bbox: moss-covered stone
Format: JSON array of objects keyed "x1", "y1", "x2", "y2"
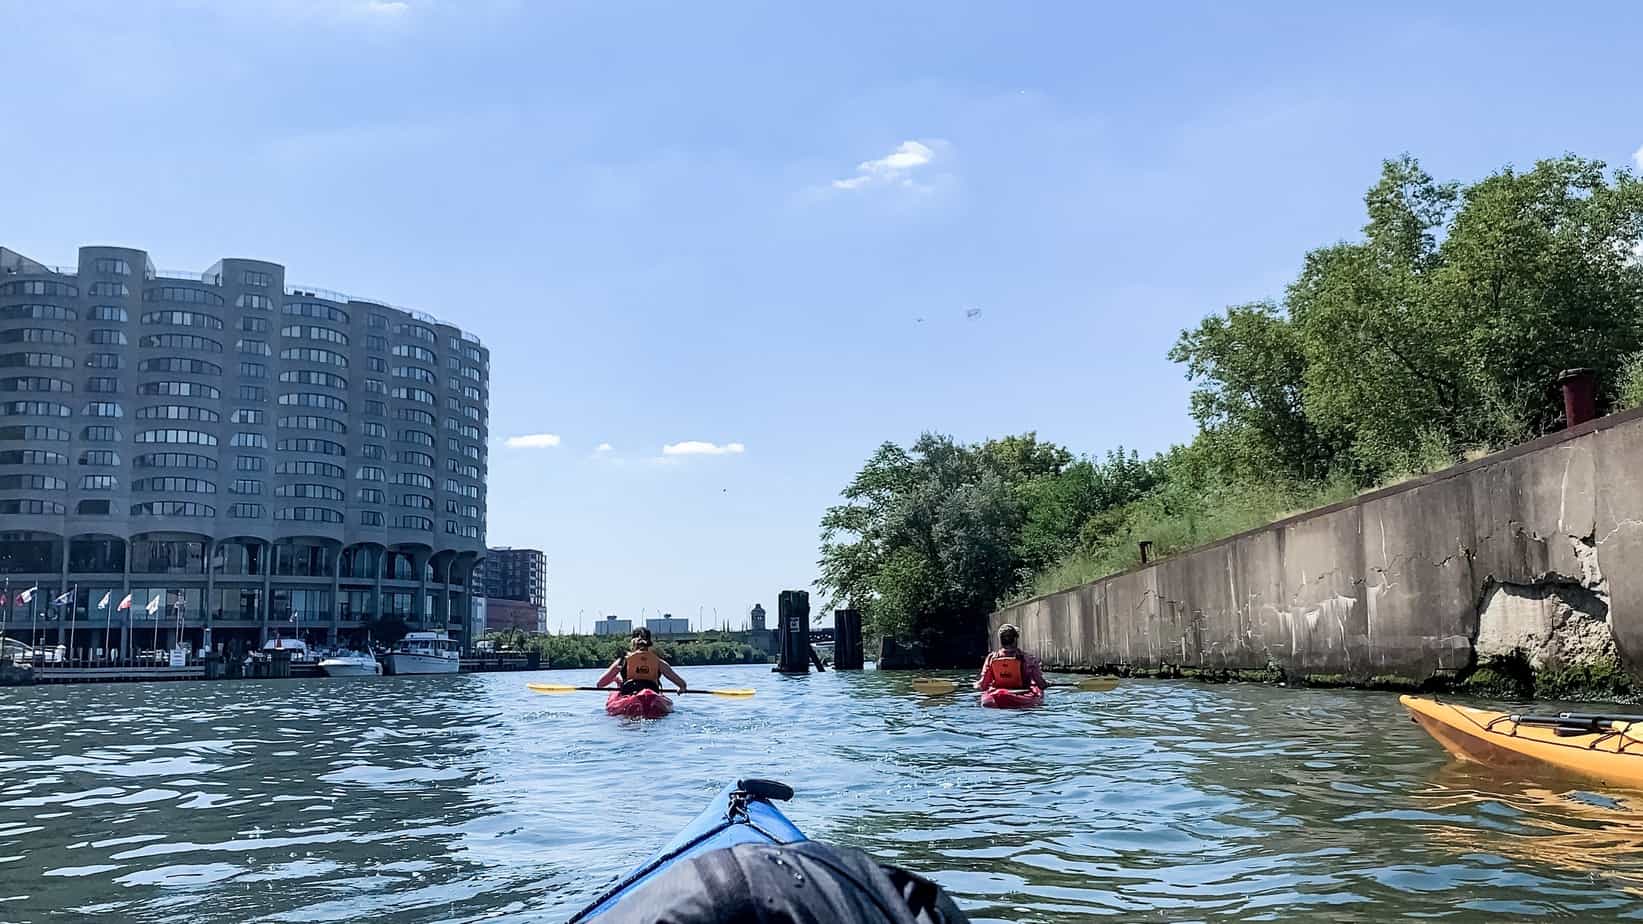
[{"x1": 1534, "y1": 659, "x2": 1634, "y2": 702}]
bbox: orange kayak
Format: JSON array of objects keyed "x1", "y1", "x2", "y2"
[{"x1": 1400, "y1": 695, "x2": 1643, "y2": 787}]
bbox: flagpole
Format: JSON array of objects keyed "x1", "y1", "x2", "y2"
[
  {"x1": 30, "y1": 593, "x2": 38, "y2": 656},
  {"x1": 66, "y1": 584, "x2": 76, "y2": 661},
  {"x1": 103, "y1": 591, "x2": 113, "y2": 662},
  {"x1": 152, "y1": 595, "x2": 161, "y2": 657}
]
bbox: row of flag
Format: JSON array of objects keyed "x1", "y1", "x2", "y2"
[{"x1": 0, "y1": 587, "x2": 173, "y2": 614}]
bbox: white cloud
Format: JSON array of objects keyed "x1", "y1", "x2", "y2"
[
  {"x1": 1635, "y1": 143, "x2": 1643, "y2": 170},
  {"x1": 831, "y1": 140, "x2": 938, "y2": 191},
  {"x1": 504, "y1": 433, "x2": 562, "y2": 449},
  {"x1": 595, "y1": 442, "x2": 614, "y2": 453},
  {"x1": 662, "y1": 441, "x2": 746, "y2": 456},
  {"x1": 364, "y1": 0, "x2": 409, "y2": 13}
]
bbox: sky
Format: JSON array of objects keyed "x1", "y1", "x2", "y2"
[{"x1": 3, "y1": 1, "x2": 1641, "y2": 633}]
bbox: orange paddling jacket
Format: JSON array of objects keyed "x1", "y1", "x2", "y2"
[{"x1": 622, "y1": 650, "x2": 663, "y2": 691}]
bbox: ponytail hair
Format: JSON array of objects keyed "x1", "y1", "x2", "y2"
[{"x1": 630, "y1": 626, "x2": 653, "y2": 650}]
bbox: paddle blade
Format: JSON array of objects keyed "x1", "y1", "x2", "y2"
[
  {"x1": 526, "y1": 683, "x2": 579, "y2": 694},
  {"x1": 913, "y1": 679, "x2": 960, "y2": 696},
  {"x1": 705, "y1": 688, "x2": 755, "y2": 698},
  {"x1": 1075, "y1": 677, "x2": 1120, "y2": 692}
]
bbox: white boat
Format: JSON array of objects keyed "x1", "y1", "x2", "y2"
[
  {"x1": 262, "y1": 637, "x2": 314, "y2": 661},
  {"x1": 318, "y1": 650, "x2": 382, "y2": 677},
  {"x1": 381, "y1": 631, "x2": 461, "y2": 675}
]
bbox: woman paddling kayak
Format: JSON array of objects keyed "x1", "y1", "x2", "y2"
[
  {"x1": 597, "y1": 627, "x2": 687, "y2": 717},
  {"x1": 975, "y1": 623, "x2": 1046, "y2": 708}
]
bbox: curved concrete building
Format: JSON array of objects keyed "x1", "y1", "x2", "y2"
[{"x1": 0, "y1": 245, "x2": 488, "y2": 653}]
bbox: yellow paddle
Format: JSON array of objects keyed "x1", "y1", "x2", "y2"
[
  {"x1": 911, "y1": 677, "x2": 1119, "y2": 696},
  {"x1": 526, "y1": 682, "x2": 756, "y2": 698}
]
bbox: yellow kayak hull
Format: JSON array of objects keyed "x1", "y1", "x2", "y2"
[{"x1": 1401, "y1": 695, "x2": 1643, "y2": 788}]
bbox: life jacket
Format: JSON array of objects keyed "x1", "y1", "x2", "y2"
[
  {"x1": 622, "y1": 649, "x2": 662, "y2": 691},
  {"x1": 990, "y1": 652, "x2": 1025, "y2": 689}
]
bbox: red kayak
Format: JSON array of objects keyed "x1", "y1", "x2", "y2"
[
  {"x1": 981, "y1": 687, "x2": 1044, "y2": 709},
  {"x1": 606, "y1": 688, "x2": 674, "y2": 719}
]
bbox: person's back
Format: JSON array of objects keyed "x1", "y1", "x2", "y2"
[
  {"x1": 975, "y1": 624, "x2": 1045, "y2": 691},
  {"x1": 598, "y1": 627, "x2": 688, "y2": 693}
]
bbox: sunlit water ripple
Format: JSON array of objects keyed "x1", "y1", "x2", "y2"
[{"x1": 4, "y1": 668, "x2": 1643, "y2": 921}]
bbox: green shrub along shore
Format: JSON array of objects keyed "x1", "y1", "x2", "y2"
[
  {"x1": 481, "y1": 629, "x2": 770, "y2": 670},
  {"x1": 819, "y1": 152, "x2": 1643, "y2": 665}
]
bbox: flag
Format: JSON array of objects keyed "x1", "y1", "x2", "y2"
[
  {"x1": 51, "y1": 590, "x2": 72, "y2": 607},
  {"x1": 97, "y1": 591, "x2": 111, "y2": 610},
  {"x1": 145, "y1": 594, "x2": 162, "y2": 616},
  {"x1": 17, "y1": 586, "x2": 37, "y2": 604},
  {"x1": 117, "y1": 593, "x2": 133, "y2": 611},
  {"x1": 0, "y1": 592, "x2": 7, "y2": 606}
]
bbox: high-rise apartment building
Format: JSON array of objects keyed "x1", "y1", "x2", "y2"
[{"x1": 481, "y1": 546, "x2": 545, "y2": 632}]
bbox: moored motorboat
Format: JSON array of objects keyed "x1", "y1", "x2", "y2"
[
  {"x1": 381, "y1": 631, "x2": 460, "y2": 675},
  {"x1": 318, "y1": 649, "x2": 382, "y2": 677}
]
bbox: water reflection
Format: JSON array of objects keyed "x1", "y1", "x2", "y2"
[{"x1": 5, "y1": 672, "x2": 1643, "y2": 921}]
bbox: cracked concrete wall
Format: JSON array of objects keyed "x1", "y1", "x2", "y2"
[{"x1": 996, "y1": 408, "x2": 1643, "y2": 682}]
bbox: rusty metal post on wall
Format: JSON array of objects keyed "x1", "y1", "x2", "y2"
[
  {"x1": 1558, "y1": 367, "x2": 1597, "y2": 429},
  {"x1": 1138, "y1": 540, "x2": 1153, "y2": 565}
]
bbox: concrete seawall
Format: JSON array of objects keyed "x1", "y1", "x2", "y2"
[{"x1": 991, "y1": 408, "x2": 1643, "y2": 686}]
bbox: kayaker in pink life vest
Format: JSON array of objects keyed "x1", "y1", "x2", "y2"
[
  {"x1": 598, "y1": 627, "x2": 688, "y2": 695},
  {"x1": 975, "y1": 624, "x2": 1046, "y2": 691}
]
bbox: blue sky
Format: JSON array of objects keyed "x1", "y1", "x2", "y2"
[{"x1": 4, "y1": 1, "x2": 1640, "y2": 632}]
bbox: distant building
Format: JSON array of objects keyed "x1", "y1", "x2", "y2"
[
  {"x1": 482, "y1": 547, "x2": 546, "y2": 632},
  {"x1": 748, "y1": 603, "x2": 775, "y2": 655},
  {"x1": 486, "y1": 598, "x2": 545, "y2": 633},
  {"x1": 646, "y1": 615, "x2": 690, "y2": 636},
  {"x1": 593, "y1": 615, "x2": 632, "y2": 636},
  {"x1": 749, "y1": 604, "x2": 766, "y2": 631}
]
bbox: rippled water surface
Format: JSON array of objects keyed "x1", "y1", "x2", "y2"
[{"x1": 5, "y1": 668, "x2": 1643, "y2": 921}]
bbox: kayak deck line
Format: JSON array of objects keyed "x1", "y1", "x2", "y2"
[
  {"x1": 1401, "y1": 695, "x2": 1643, "y2": 787},
  {"x1": 567, "y1": 779, "x2": 803, "y2": 922}
]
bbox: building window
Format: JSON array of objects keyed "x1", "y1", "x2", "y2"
[
  {"x1": 368, "y1": 356, "x2": 387, "y2": 373},
  {"x1": 139, "y1": 333, "x2": 221, "y2": 352},
  {"x1": 361, "y1": 444, "x2": 385, "y2": 460},
  {"x1": 277, "y1": 482, "x2": 344, "y2": 501},
  {"x1": 278, "y1": 392, "x2": 348, "y2": 412},
  {"x1": 275, "y1": 506, "x2": 344, "y2": 523},
  {"x1": 230, "y1": 479, "x2": 263, "y2": 495},
  {"x1": 0, "y1": 449, "x2": 67, "y2": 465},
  {"x1": 238, "y1": 384, "x2": 267, "y2": 402},
  {"x1": 392, "y1": 344, "x2": 437, "y2": 363},
  {"x1": 278, "y1": 415, "x2": 346, "y2": 433},
  {"x1": 79, "y1": 474, "x2": 118, "y2": 490},
  {"x1": 357, "y1": 487, "x2": 384, "y2": 504},
  {"x1": 365, "y1": 400, "x2": 385, "y2": 417},
  {"x1": 398, "y1": 429, "x2": 434, "y2": 447},
  {"x1": 366, "y1": 335, "x2": 386, "y2": 352},
  {"x1": 230, "y1": 432, "x2": 268, "y2": 448},
  {"x1": 395, "y1": 515, "x2": 433, "y2": 531},
  {"x1": 141, "y1": 309, "x2": 224, "y2": 329},
  {"x1": 0, "y1": 280, "x2": 77, "y2": 297},
  {"x1": 87, "y1": 281, "x2": 129, "y2": 297},
  {"x1": 359, "y1": 510, "x2": 384, "y2": 526},
  {"x1": 365, "y1": 379, "x2": 386, "y2": 395},
  {"x1": 242, "y1": 270, "x2": 271, "y2": 287},
  {"x1": 144, "y1": 286, "x2": 223, "y2": 306},
  {"x1": 139, "y1": 381, "x2": 218, "y2": 400},
  {"x1": 239, "y1": 316, "x2": 269, "y2": 333},
  {"x1": 79, "y1": 377, "x2": 116, "y2": 394},
  {"x1": 362, "y1": 421, "x2": 386, "y2": 438},
  {"x1": 0, "y1": 352, "x2": 73, "y2": 369},
  {"x1": 0, "y1": 328, "x2": 75, "y2": 345},
  {"x1": 78, "y1": 449, "x2": 119, "y2": 466},
  {"x1": 236, "y1": 339, "x2": 271, "y2": 356},
  {"x1": 93, "y1": 257, "x2": 131, "y2": 275},
  {"x1": 1, "y1": 399, "x2": 72, "y2": 417},
  {"x1": 393, "y1": 451, "x2": 434, "y2": 469},
  {"x1": 279, "y1": 347, "x2": 347, "y2": 367},
  {"x1": 277, "y1": 437, "x2": 344, "y2": 455},
  {"x1": 81, "y1": 401, "x2": 123, "y2": 418},
  {"x1": 88, "y1": 305, "x2": 128, "y2": 322},
  {"x1": 398, "y1": 493, "x2": 433, "y2": 510},
  {"x1": 135, "y1": 404, "x2": 217, "y2": 423},
  {"x1": 134, "y1": 452, "x2": 215, "y2": 470},
  {"x1": 282, "y1": 302, "x2": 349, "y2": 324},
  {"x1": 391, "y1": 386, "x2": 435, "y2": 405},
  {"x1": 0, "y1": 474, "x2": 66, "y2": 490},
  {"x1": 228, "y1": 503, "x2": 265, "y2": 519},
  {"x1": 0, "y1": 424, "x2": 69, "y2": 441},
  {"x1": 393, "y1": 366, "x2": 437, "y2": 385},
  {"x1": 131, "y1": 501, "x2": 215, "y2": 517},
  {"x1": 277, "y1": 460, "x2": 344, "y2": 478},
  {"x1": 395, "y1": 407, "x2": 435, "y2": 425},
  {"x1": 355, "y1": 466, "x2": 385, "y2": 481},
  {"x1": 82, "y1": 425, "x2": 121, "y2": 442},
  {"x1": 87, "y1": 329, "x2": 127, "y2": 346},
  {"x1": 279, "y1": 369, "x2": 347, "y2": 390},
  {"x1": 235, "y1": 456, "x2": 265, "y2": 472},
  {"x1": 0, "y1": 499, "x2": 65, "y2": 514},
  {"x1": 238, "y1": 361, "x2": 267, "y2": 379},
  {"x1": 132, "y1": 476, "x2": 216, "y2": 494},
  {"x1": 368, "y1": 313, "x2": 389, "y2": 330},
  {"x1": 281, "y1": 324, "x2": 349, "y2": 346},
  {"x1": 236, "y1": 293, "x2": 273, "y2": 310},
  {"x1": 392, "y1": 471, "x2": 434, "y2": 489},
  {"x1": 134, "y1": 428, "x2": 214, "y2": 445},
  {"x1": 229, "y1": 408, "x2": 265, "y2": 425},
  {"x1": 138, "y1": 357, "x2": 219, "y2": 375},
  {"x1": 1, "y1": 304, "x2": 76, "y2": 322},
  {"x1": 397, "y1": 324, "x2": 436, "y2": 344},
  {"x1": 0, "y1": 376, "x2": 72, "y2": 395}
]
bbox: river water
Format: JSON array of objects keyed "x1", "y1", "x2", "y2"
[{"x1": 4, "y1": 667, "x2": 1643, "y2": 922}]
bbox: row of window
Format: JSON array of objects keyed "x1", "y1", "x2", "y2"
[{"x1": 0, "y1": 498, "x2": 480, "y2": 532}]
